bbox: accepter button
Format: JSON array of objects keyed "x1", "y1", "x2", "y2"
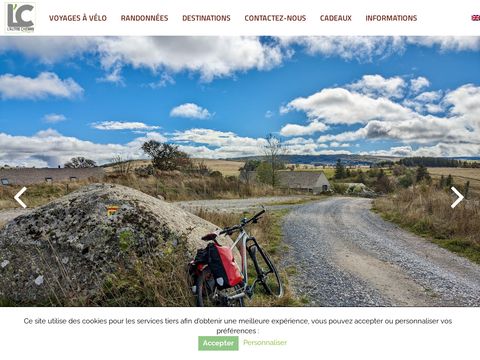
[{"x1": 198, "y1": 336, "x2": 239, "y2": 351}]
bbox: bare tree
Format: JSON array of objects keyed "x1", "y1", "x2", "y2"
[
  {"x1": 262, "y1": 134, "x2": 285, "y2": 187},
  {"x1": 111, "y1": 155, "x2": 132, "y2": 175}
]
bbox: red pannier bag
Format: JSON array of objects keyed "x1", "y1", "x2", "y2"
[{"x1": 207, "y1": 243, "x2": 243, "y2": 289}]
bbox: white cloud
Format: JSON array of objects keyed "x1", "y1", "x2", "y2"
[
  {"x1": 329, "y1": 142, "x2": 350, "y2": 148},
  {"x1": 284, "y1": 77, "x2": 480, "y2": 152},
  {"x1": 403, "y1": 90, "x2": 444, "y2": 113},
  {"x1": 96, "y1": 65, "x2": 124, "y2": 85},
  {"x1": 145, "y1": 73, "x2": 175, "y2": 89},
  {"x1": 170, "y1": 103, "x2": 213, "y2": 119},
  {"x1": 0, "y1": 72, "x2": 83, "y2": 100},
  {"x1": 316, "y1": 149, "x2": 352, "y2": 155},
  {"x1": 43, "y1": 113, "x2": 66, "y2": 123},
  {"x1": 92, "y1": 121, "x2": 161, "y2": 131},
  {"x1": 318, "y1": 130, "x2": 365, "y2": 143},
  {"x1": 280, "y1": 121, "x2": 329, "y2": 136},
  {"x1": 283, "y1": 87, "x2": 415, "y2": 125},
  {"x1": 280, "y1": 36, "x2": 406, "y2": 62},
  {"x1": 0, "y1": 37, "x2": 286, "y2": 83},
  {"x1": 265, "y1": 110, "x2": 274, "y2": 118},
  {"x1": 281, "y1": 36, "x2": 480, "y2": 63},
  {"x1": 284, "y1": 137, "x2": 315, "y2": 145},
  {"x1": 406, "y1": 37, "x2": 480, "y2": 52},
  {"x1": 444, "y1": 84, "x2": 480, "y2": 119},
  {"x1": 410, "y1": 76, "x2": 430, "y2": 94},
  {"x1": 0, "y1": 37, "x2": 96, "y2": 63},
  {"x1": 424, "y1": 104, "x2": 445, "y2": 114},
  {"x1": 318, "y1": 112, "x2": 474, "y2": 145},
  {"x1": 171, "y1": 128, "x2": 263, "y2": 148},
  {"x1": 414, "y1": 90, "x2": 442, "y2": 103},
  {"x1": 347, "y1": 74, "x2": 405, "y2": 99},
  {"x1": 0, "y1": 129, "x2": 171, "y2": 167},
  {"x1": 170, "y1": 128, "x2": 335, "y2": 158},
  {"x1": 96, "y1": 37, "x2": 285, "y2": 82},
  {"x1": 371, "y1": 143, "x2": 480, "y2": 158},
  {"x1": 0, "y1": 37, "x2": 478, "y2": 85}
]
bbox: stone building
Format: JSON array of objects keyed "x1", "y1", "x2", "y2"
[
  {"x1": 0, "y1": 168, "x2": 105, "y2": 186},
  {"x1": 277, "y1": 171, "x2": 331, "y2": 194},
  {"x1": 240, "y1": 170, "x2": 331, "y2": 194}
]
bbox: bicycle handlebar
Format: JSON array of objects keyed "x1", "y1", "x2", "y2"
[{"x1": 219, "y1": 208, "x2": 265, "y2": 235}]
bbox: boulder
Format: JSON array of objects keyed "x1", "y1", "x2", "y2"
[{"x1": 0, "y1": 183, "x2": 233, "y2": 305}]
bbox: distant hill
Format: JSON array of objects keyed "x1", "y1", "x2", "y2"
[
  {"x1": 228, "y1": 154, "x2": 400, "y2": 166},
  {"x1": 229, "y1": 154, "x2": 480, "y2": 166}
]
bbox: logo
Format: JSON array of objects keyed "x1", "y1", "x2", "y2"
[
  {"x1": 6, "y1": 3, "x2": 35, "y2": 32},
  {"x1": 472, "y1": 15, "x2": 480, "y2": 21}
]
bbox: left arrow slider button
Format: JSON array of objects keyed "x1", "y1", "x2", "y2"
[{"x1": 14, "y1": 186, "x2": 27, "y2": 209}]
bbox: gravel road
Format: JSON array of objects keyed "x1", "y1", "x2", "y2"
[
  {"x1": 175, "y1": 195, "x2": 309, "y2": 213},
  {"x1": 283, "y1": 197, "x2": 480, "y2": 306},
  {"x1": 0, "y1": 195, "x2": 308, "y2": 227}
]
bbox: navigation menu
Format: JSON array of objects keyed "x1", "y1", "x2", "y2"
[{"x1": 6, "y1": 0, "x2": 478, "y2": 36}]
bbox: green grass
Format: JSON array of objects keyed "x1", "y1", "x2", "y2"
[
  {"x1": 432, "y1": 239, "x2": 480, "y2": 264},
  {"x1": 194, "y1": 208, "x2": 306, "y2": 306},
  {"x1": 375, "y1": 206, "x2": 480, "y2": 265},
  {"x1": 247, "y1": 209, "x2": 308, "y2": 306},
  {"x1": 119, "y1": 230, "x2": 134, "y2": 252}
]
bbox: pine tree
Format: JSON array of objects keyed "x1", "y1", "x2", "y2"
[
  {"x1": 446, "y1": 174, "x2": 453, "y2": 187},
  {"x1": 465, "y1": 181, "x2": 470, "y2": 199},
  {"x1": 438, "y1": 175, "x2": 445, "y2": 188},
  {"x1": 334, "y1": 159, "x2": 346, "y2": 179},
  {"x1": 416, "y1": 165, "x2": 430, "y2": 182}
]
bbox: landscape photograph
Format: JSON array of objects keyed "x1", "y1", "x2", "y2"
[{"x1": 0, "y1": 36, "x2": 479, "y2": 307}]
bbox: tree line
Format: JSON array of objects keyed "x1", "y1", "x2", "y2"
[{"x1": 398, "y1": 157, "x2": 479, "y2": 168}]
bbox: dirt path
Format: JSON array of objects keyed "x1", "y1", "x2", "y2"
[
  {"x1": 0, "y1": 209, "x2": 31, "y2": 228},
  {"x1": 282, "y1": 197, "x2": 480, "y2": 306},
  {"x1": 175, "y1": 195, "x2": 311, "y2": 213}
]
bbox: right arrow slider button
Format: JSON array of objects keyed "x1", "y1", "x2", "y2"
[{"x1": 451, "y1": 186, "x2": 464, "y2": 209}]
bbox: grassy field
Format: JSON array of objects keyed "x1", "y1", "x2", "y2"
[
  {"x1": 0, "y1": 180, "x2": 89, "y2": 210},
  {"x1": 284, "y1": 166, "x2": 336, "y2": 178},
  {"x1": 103, "y1": 158, "x2": 245, "y2": 177},
  {"x1": 194, "y1": 159, "x2": 245, "y2": 176},
  {"x1": 0, "y1": 170, "x2": 298, "y2": 210},
  {"x1": 428, "y1": 167, "x2": 480, "y2": 197}
]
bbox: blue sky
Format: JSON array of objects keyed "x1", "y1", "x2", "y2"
[{"x1": 0, "y1": 36, "x2": 479, "y2": 167}]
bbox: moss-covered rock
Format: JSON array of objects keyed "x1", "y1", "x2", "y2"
[{"x1": 0, "y1": 183, "x2": 233, "y2": 305}]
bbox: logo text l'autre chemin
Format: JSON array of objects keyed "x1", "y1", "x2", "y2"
[{"x1": 6, "y1": 3, "x2": 35, "y2": 33}]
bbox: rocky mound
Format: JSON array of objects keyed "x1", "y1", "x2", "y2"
[{"x1": 0, "y1": 183, "x2": 233, "y2": 305}]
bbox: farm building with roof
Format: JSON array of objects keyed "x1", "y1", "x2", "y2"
[
  {"x1": 277, "y1": 171, "x2": 330, "y2": 194},
  {"x1": 240, "y1": 170, "x2": 330, "y2": 194}
]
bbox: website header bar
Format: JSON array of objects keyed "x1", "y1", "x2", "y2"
[{"x1": 2, "y1": 0, "x2": 479, "y2": 36}]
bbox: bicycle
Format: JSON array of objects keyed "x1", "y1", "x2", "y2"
[{"x1": 190, "y1": 208, "x2": 283, "y2": 306}]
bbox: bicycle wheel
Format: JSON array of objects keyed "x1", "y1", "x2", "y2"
[
  {"x1": 195, "y1": 269, "x2": 244, "y2": 307},
  {"x1": 249, "y1": 245, "x2": 283, "y2": 297}
]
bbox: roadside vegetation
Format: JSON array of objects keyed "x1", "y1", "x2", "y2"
[
  {"x1": 194, "y1": 208, "x2": 305, "y2": 306},
  {"x1": 0, "y1": 139, "x2": 302, "y2": 211},
  {"x1": 90, "y1": 238, "x2": 194, "y2": 307},
  {"x1": 0, "y1": 180, "x2": 89, "y2": 210},
  {"x1": 371, "y1": 159, "x2": 480, "y2": 264},
  {"x1": 2, "y1": 208, "x2": 302, "y2": 307}
]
